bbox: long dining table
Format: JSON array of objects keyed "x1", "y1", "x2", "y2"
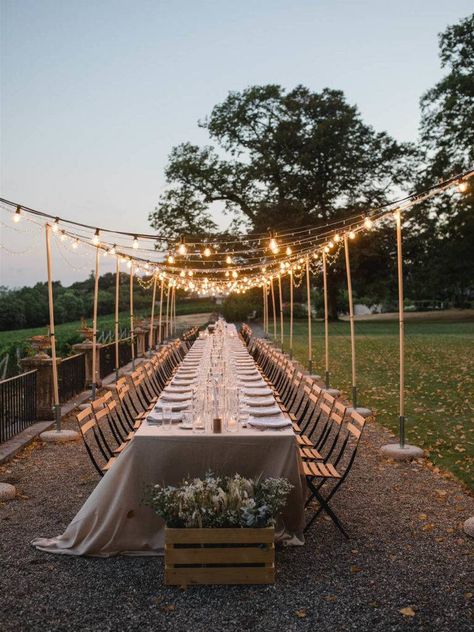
[{"x1": 33, "y1": 323, "x2": 305, "y2": 556}]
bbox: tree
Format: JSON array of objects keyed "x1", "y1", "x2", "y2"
[
  {"x1": 150, "y1": 85, "x2": 415, "y2": 238},
  {"x1": 420, "y1": 13, "x2": 474, "y2": 177},
  {"x1": 149, "y1": 85, "x2": 416, "y2": 316},
  {"x1": 405, "y1": 13, "x2": 474, "y2": 306}
]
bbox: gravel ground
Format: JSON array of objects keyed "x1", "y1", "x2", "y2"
[{"x1": 0, "y1": 412, "x2": 473, "y2": 632}]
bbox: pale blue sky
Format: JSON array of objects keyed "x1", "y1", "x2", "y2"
[{"x1": 1, "y1": 0, "x2": 472, "y2": 286}]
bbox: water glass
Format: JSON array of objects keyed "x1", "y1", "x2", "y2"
[{"x1": 162, "y1": 404, "x2": 173, "y2": 429}]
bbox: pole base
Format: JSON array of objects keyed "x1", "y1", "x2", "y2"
[
  {"x1": 0, "y1": 483, "x2": 16, "y2": 501},
  {"x1": 345, "y1": 407, "x2": 372, "y2": 417},
  {"x1": 380, "y1": 443, "x2": 424, "y2": 461},
  {"x1": 463, "y1": 517, "x2": 474, "y2": 538},
  {"x1": 40, "y1": 429, "x2": 79, "y2": 443},
  {"x1": 322, "y1": 388, "x2": 341, "y2": 397}
]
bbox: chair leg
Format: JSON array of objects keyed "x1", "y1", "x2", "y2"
[{"x1": 305, "y1": 479, "x2": 349, "y2": 539}]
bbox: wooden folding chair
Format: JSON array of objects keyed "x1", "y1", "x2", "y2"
[{"x1": 303, "y1": 410, "x2": 367, "y2": 538}]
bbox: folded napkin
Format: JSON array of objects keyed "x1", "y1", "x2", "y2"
[
  {"x1": 248, "y1": 417, "x2": 291, "y2": 430},
  {"x1": 244, "y1": 387, "x2": 272, "y2": 397},
  {"x1": 238, "y1": 375, "x2": 262, "y2": 382},
  {"x1": 247, "y1": 405, "x2": 282, "y2": 417},
  {"x1": 163, "y1": 385, "x2": 193, "y2": 394},
  {"x1": 243, "y1": 396, "x2": 275, "y2": 407},
  {"x1": 155, "y1": 401, "x2": 190, "y2": 412},
  {"x1": 160, "y1": 392, "x2": 191, "y2": 402},
  {"x1": 147, "y1": 411, "x2": 182, "y2": 423}
]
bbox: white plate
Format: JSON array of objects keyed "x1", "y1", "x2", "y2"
[
  {"x1": 248, "y1": 417, "x2": 291, "y2": 430},
  {"x1": 178, "y1": 422, "x2": 193, "y2": 430},
  {"x1": 248, "y1": 406, "x2": 282, "y2": 417},
  {"x1": 155, "y1": 402, "x2": 190, "y2": 412}
]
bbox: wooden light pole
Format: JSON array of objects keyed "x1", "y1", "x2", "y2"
[
  {"x1": 91, "y1": 245, "x2": 100, "y2": 399},
  {"x1": 129, "y1": 262, "x2": 135, "y2": 370},
  {"x1": 158, "y1": 276, "x2": 164, "y2": 344},
  {"x1": 305, "y1": 255, "x2": 312, "y2": 374},
  {"x1": 45, "y1": 224, "x2": 61, "y2": 430},
  {"x1": 148, "y1": 271, "x2": 158, "y2": 354},
  {"x1": 343, "y1": 235, "x2": 357, "y2": 408},
  {"x1": 114, "y1": 257, "x2": 120, "y2": 380},
  {"x1": 289, "y1": 269, "x2": 294, "y2": 360},
  {"x1": 322, "y1": 251, "x2": 330, "y2": 388},
  {"x1": 278, "y1": 273, "x2": 284, "y2": 350}
]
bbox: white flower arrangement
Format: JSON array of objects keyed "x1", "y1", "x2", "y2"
[{"x1": 144, "y1": 471, "x2": 292, "y2": 528}]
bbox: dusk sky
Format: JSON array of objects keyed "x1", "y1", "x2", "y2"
[{"x1": 1, "y1": 0, "x2": 472, "y2": 287}]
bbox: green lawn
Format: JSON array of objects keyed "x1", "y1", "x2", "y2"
[
  {"x1": 0, "y1": 300, "x2": 214, "y2": 375},
  {"x1": 268, "y1": 319, "x2": 474, "y2": 489}
]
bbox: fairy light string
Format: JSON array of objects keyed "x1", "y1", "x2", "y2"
[{"x1": 1, "y1": 169, "x2": 472, "y2": 295}]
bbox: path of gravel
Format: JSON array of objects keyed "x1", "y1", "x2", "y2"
[
  {"x1": 1, "y1": 324, "x2": 473, "y2": 632},
  {"x1": 1, "y1": 410, "x2": 473, "y2": 632}
]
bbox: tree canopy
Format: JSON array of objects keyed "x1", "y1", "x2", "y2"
[{"x1": 149, "y1": 85, "x2": 416, "y2": 239}]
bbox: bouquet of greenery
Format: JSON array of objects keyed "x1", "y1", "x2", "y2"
[{"x1": 144, "y1": 471, "x2": 292, "y2": 528}]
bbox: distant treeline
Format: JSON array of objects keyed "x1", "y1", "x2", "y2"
[{"x1": 0, "y1": 272, "x2": 213, "y2": 331}]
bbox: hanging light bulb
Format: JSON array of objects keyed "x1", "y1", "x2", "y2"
[
  {"x1": 324, "y1": 246, "x2": 329, "y2": 253},
  {"x1": 167, "y1": 254, "x2": 175, "y2": 264},
  {"x1": 132, "y1": 236, "x2": 139, "y2": 249},
  {"x1": 203, "y1": 246, "x2": 211, "y2": 257},
  {"x1": 334, "y1": 233, "x2": 340, "y2": 242},
  {"x1": 286, "y1": 246, "x2": 292, "y2": 256},
  {"x1": 13, "y1": 206, "x2": 21, "y2": 223},
  {"x1": 261, "y1": 266, "x2": 266, "y2": 273},
  {"x1": 225, "y1": 270, "x2": 230, "y2": 278},
  {"x1": 180, "y1": 270, "x2": 185, "y2": 278},
  {"x1": 364, "y1": 216, "x2": 373, "y2": 229},
  {"x1": 72, "y1": 239, "x2": 79, "y2": 249},
  {"x1": 458, "y1": 181, "x2": 468, "y2": 193},
  {"x1": 60, "y1": 230, "x2": 66, "y2": 242},
  {"x1": 232, "y1": 270, "x2": 238, "y2": 279},
  {"x1": 92, "y1": 229, "x2": 100, "y2": 246},
  {"x1": 177, "y1": 236, "x2": 187, "y2": 256},
  {"x1": 145, "y1": 262, "x2": 150, "y2": 270},
  {"x1": 188, "y1": 270, "x2": 193, "y2": 277},
  {"x1": 109, "y1": 244, "x2": 116, "y2": 255},
  {"x1": 52, "y1": 218, "x2": 60, "y2": 233},
  {"x1": 225, "y1": 254, "x2": 232, "y2": 265},
  {"x1": 127, "y1": 259, "x2": 132, "y2": 269},
  {"x1": 103, "y1": 249, "x2": 108, "y2": 257},
  {"x1": 349, "y1": 231, "x2": 356, "y2": 240},
  {"x1": 328, "y1": 240, "x2": 334, "y2": 249}
]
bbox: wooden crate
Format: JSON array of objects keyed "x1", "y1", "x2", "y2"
[{"x1": 165, "y1": 527, "x2": 275, "y2": 586}]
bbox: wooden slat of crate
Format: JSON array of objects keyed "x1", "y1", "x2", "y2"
[
  {"x1": 165, "y1": 544, "x2": 274, "y2": 565},
  {"x1": 165, "y1": 527, "x2": 275, "y2": 586},
  {"x1": 165, "y1": 566, "x2": 274, "y2": 586},
  {"x1": 165, "y1": 527, "x2": 274, "y2": 544}
]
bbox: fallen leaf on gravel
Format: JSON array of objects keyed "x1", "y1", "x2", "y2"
[
  {"x1": 465, "y1": 593, "x2": 472, "y2": 600},
  {"x1": 126, "y1": 510, "x2": 134, "y2": 519},
  {"x1": 294, "y1": 609, "x2": 307, "y2": 618},
  {"x1": 435, "y1": 489, "x2": 447, "y2": 497},
  {"x1": 161, "y1": 604, "x2": 176, "y2": 613},
  {"x1": 421, "y1": 523, "x2": 434, "y2": 532},
  {"x1": 350, "y1": 565, "x2": 362, "y2": 573},
  {"x1": 323, "y1": 595, "x2": 337, "y2": 602},
  {"x1": 400, "y1": 607, "x2": 416, "y2": 617},
  {"x1": 446, "y1": 528, "x2": 455, "y2": 533},
  {"x1": 418, "y1": 513, "x2": 428, "y2": 521}
]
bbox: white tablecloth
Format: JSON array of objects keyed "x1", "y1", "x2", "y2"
[{"x1": 33, "y1": 330, "x2": 305, "y2": 556}]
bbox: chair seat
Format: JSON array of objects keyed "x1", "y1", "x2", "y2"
[
  {"x1": 303, "y1": 460, "x2": 340, "y2": 479},
  {"x1": 133, "y1": 419, "x2": 142, "y2": 430},
  {"x1": 299, "y1": 446, "x2": 323, "y2": 460},
  {"x1": 113, "y1": 441, "x2": 129, "y2": 455},
  {"x1": 102, "y1": 457, "x2": 116, "y2": 472},
  {"x1": 292, "y1": 421, "x2": 302, "y2": 433},
  {"x1": 296, "y1": 434, "x2": 313, "y2": 447}
]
